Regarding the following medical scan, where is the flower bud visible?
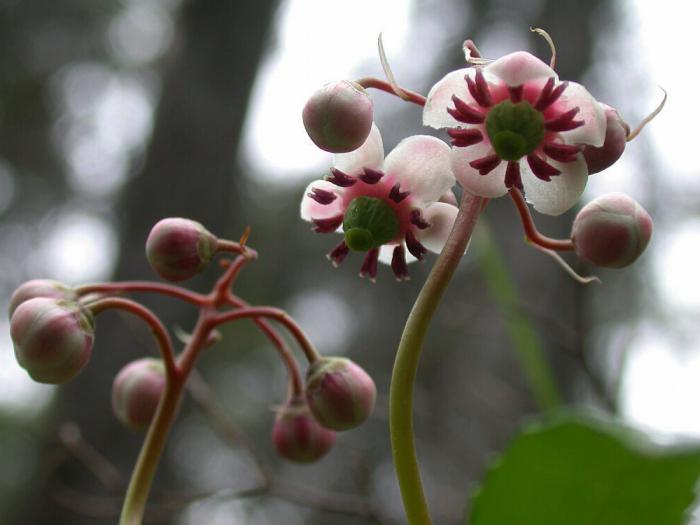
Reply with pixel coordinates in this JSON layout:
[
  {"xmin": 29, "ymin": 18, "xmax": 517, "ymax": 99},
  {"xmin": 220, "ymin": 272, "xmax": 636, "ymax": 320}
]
[
  {"xmin": 302, "ymin": 81, "xmax": 373, "ymax": 153},
  {"xmin": 305, "ymin": 357, "xmax": 376, "ymax": 431},
  {"xmin": 10, "ymin": 297, "xmax": 94, "ymax": 384},
  {"xmin": 572, "ymin": 193, "xmax": 652, "ymax": 268},
  {"xmin": 582, "ymin": 104, "xmax": 629, "ymax": 175},
  {"xmin": 272, "ymin": 397, "xmax": 335, "ymax": 463},
  {"xmin": 8, "ymin": 279, "xmax": 75, "ymax": 318},
  {"xmin": 111, "ymin": 358, "xmax": 166, "ymax": 431},
  {"xmin": 146, "ymin": 218, "xmax": 218, "ymax": 282}
]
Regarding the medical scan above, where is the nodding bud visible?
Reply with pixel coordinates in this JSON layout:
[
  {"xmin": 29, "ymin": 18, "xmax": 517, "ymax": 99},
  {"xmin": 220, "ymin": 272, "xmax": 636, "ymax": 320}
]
[
  {"xmin": 583, "ymin": 104, "xmax": 630, "ymax": 175},
  {"xmin": 305, "ymin": 357, "xmax": 376, "ymax": 431},
  {"xmin": 146, "ymin": 218, "xmax": 218, "ymax": 282},
  {"xmin": 8, "ymin": 279, "xmax": 75, "ymax": 318},
  {"xmin": 572, "ymin": 193, "xmax": 653, "ymax": 268},
  {"xmin": 272, "ymin": 396, "xmax": 336, "ymax": 463},
  {"xmin": 10, "ymin": 297, "xmax": 94, "ymax": 384},
  {"xmin": 302, "ymin": 80, "xmax": 374, "ymax": 153},
  {"xmin": 111, "ymin": 358, "xmax": 166, "ymax": 431}
]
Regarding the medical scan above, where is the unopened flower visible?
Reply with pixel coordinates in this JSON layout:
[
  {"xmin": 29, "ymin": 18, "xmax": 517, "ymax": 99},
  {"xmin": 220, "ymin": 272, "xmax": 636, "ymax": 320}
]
[
  {"xmin": 424, "ymin": 51, "xmax": 606, "ymax": 215},
  {"xmin": 582, "ymin": 104, "xmax": 629, "ymax": 175},
  {"xmin": 112, "ymin": 358, "xmax": 166, "ymax": 431},
  {"xmin": 301, "ymin": 125, "xmax": 458, "ymax": 280},
  {"xmin": 8, "ymin": 279, "xmax": 75, "ymax": 318},
  {"xmin": 272, "ymin": 396, "xmax": 336, "ymax": 463}
]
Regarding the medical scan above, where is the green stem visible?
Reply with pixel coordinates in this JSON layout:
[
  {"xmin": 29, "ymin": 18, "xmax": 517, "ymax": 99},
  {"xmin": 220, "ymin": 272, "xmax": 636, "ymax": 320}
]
[{"xmin": 390, "ymin": 191, "xmax": 485, "ymax": 525}]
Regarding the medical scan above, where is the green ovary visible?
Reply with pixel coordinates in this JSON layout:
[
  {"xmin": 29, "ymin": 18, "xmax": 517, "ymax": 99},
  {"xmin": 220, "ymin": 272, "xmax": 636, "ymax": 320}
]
[
  {"xmin": 485, "ymin": 100, "xmax": 545, "ymax": 161},
  {"xmin": 343, "ymin": 196, "xmax": 399, "ymax": 252}
]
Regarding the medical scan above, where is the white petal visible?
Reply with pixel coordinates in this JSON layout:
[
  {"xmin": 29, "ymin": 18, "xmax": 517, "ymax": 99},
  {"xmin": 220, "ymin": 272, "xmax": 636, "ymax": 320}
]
[
  {"xmin": 521, "ymin": 154, "xmax": 588, "ymax": 216},
  {"xmin": 485, "ymin": 51, "xmax": 556, "ymax": 87},
  {"xmin": 558, "ymin": 82, "xmax": 606, "ymax": 147},
  {"xmin": 415, "ymin": 202, "xmax": 459, "ymax": 254},
  {"xmin": 333, "ymin": 123, "xmax": 384, "ymax": 175},
  {"xmin": 423, "ymin": 68, "xmax": 476, "ymax": 129},
  {"xmin": 300, "ymin": 180, "xmax": 344, "ymax": 222},
  {"xmin": 383, "ymin": 135, "xmax": 454, "ymax": 204},
  {"xmin": 439, "ymin": 188, "xmax": 458, "ymax": 206},
  {"xmin": 450, "ymin": 142, "xmax": 508, "ymax": 198},
  {"xmin": 378, "ymin": 244, "xmax": 417, "ymax": 266}
]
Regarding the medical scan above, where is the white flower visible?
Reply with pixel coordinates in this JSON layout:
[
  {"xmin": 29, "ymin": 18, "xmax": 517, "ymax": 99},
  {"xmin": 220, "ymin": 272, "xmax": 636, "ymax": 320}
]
[
  {"xmin": 423, "ymin": 51, "xmax": 606, "ymax": 216},
  {"xmin": 300, "ymin": 124, "xmax": 458, "ymax": 281}
]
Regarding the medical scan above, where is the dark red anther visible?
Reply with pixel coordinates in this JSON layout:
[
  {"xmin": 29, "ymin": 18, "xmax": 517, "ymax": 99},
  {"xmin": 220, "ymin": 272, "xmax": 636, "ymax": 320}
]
[
  {"xmin": 469, "ymin": 153, "xmax": 502, "ymax": 175},
  {"xmin": 538, "ymin": 80, "xmax": 568, "ymax": 111},
  {"xmin": 405, "ymin": 230, "xmax": 427, "ymax": 261},
  {"xmin": 327, "ymin": 240, "xmax": 350, "ymax": 267},
  {"xmin": 466, "ymin": 69, "xmax": 492, "ymax": 108},
  {"xmin": 447, "ymin": 128, "xmax": 483, "ymax": 148},
  {"xmin": 527, "ymin": 154, "xmax": 561, "ymax": 181},
  {"xmin": 409, "ymin": 209, "xmax": 430, "ymax": 229},
  {"xmin": 534, "ymin": 77, "xmax": 555, "ymax": 110},
  {"xmin": 359, "ymin": 167, "xmax": 384, "ymax": 184},
  {"xmin": 543, "ymin": 142, "xmax": 580, "ymax": 163},
  {"xmin": 327, "ymin": 168, "xmax": 357, "ymax": 187},
  {"xmin": 508, "ymin": 85, "xmax": 524, "ymax": 103},
  {"xmin": 312, "ymin": 214, "xmax": 344, "ymax": 233},
  {"xmin": 308, "ymin": 187, "xmax": 337, "ymax": 205},
  {"xmin": 359, "ymin": 248, "xmax": 379, "ymax": 281},
  {"xmin": 389, "ymin": 183, "xmax": 410, "ymax": 203},
  {"xmin": 504, "ymin": 161, "xmax": 523, "ymax": 190},
  {"xmin": 448, "ymin": 95, "xmax": 485, "ymax": 124},
  {"xmin": 391, "ymin": 245, "xmax": 410, "ymax": 281},
  {"xmin": 545, "ymin": 107, "xmax": 583, "ymax": 132}
]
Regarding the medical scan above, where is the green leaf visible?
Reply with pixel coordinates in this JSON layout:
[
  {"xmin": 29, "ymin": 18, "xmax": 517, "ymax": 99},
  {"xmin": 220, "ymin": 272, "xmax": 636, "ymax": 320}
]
[{"xmin": 469, "ymin": 413, "xmax": 700, "ymax": 525}]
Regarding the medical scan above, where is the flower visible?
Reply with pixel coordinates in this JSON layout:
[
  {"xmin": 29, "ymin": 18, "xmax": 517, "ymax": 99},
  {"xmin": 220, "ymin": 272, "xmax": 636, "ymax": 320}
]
[
  {"xmin": 423, "ymin": 51, "xmax": 606, "ymax": 215},
  {"xmin": 300, "ymin": 124, "xmax": 458, "ymax": 280}
]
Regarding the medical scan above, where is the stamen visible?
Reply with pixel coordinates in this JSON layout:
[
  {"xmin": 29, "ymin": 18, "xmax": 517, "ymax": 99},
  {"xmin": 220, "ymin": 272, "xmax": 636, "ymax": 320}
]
[
  {"xmin": 527, "ymin": 154, "xmax": 561, "ymax": 181},
  {"xmin": 308, "ymin": 187, "xmax": 337, "ymax": 205},
  {"xmin": 410, "ymin": 209, "xmax": 430, "ymax": 229},
  {"xmin": 504, "ymin": 161, "xmax": 523, "ymax": 190},
  {"xmin": 359, "ymin": 248, "xmax": 379, "ymax": 282},
  {"xmin": 312, "ymin": 214, "xmax": 344, "ymax": 233},
  {"xmin": 326, "ymin": 240, "xmax": 350, "ymax": 267},
  {"xmin": 469, "ymin": 154, "xmax": 502, "ymax": 175},
  {"xmin": 545, "ymin": 107, "xmax": 583, "ymax": 132},
  {"xmin": 405, "ymin": 230, "xmax": 427, "ymax": 261},
  {"xmin": 466, "ymin": 70, "xmax": 492, "ymax": 108},
  {"xmin": 536, "ymin": 81, "xmax": 568, "ymax": 111},
  {"xmin": 447, "ymin": 128, "xmax": 483, "ymax": 148},
  {"xmin": 508, "ymin": 85, "xmax": 524, "ymax": 103},
  {"xmin": 389, "ymin": 183, "xmax": 410, "ymax": 203},
  {"xmin": 543, "ymin": 142, "xmax": 579, "ymax": 163},
  {"xmin": 359, "ymin": 167, "xmax": 384, "ymax": 184},
  {"xmin": 448, "ymin": 95, "xmax": 485, "ymax": 124},
  {"xmin": 327, "ymin": 168, "xmax": 357, "ymax": 187},
  {"xmin": 391, "ymin": 245, "xmax": 410, "ymax": 281}
]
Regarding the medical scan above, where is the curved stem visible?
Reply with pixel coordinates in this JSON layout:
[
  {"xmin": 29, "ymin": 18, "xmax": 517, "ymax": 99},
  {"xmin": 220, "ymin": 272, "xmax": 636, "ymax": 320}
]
[
  {"xmin": 355, "ymin": 77, "xmax": 426, "ymax": 107},
  {"xmin": 75, "ymin": 281, "xmax": 207, "ymax": 306},
  {"xmin": 390, "ymin": 191, "xmax": 485, "ymax": 525},
  {"xmin": 508, "ymin": 189, "xmax": 574, "ymax": 251}
]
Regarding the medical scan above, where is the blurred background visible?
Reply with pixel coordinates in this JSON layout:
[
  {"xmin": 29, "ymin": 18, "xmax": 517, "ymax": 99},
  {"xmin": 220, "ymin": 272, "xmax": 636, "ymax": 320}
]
[{"xmin": 0, "ymin": 0, "xmax": 697, "ymax": 523}]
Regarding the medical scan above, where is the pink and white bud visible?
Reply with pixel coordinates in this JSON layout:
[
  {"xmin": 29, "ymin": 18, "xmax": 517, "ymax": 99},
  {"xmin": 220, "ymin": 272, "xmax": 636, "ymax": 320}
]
[
  {"xmin": 8, "ymin": 279, "xmax": 75, "ymax": 318},
  {"xmin": 146, "ymin": 218, "xmax": 218, "ymax": 282},
  {"xmin": 111, "ymin": 358, "xmax": 166, "ymax": 431},
  {"xmin": 582, "ymin": 104, "xmax": 630, "ymax": 174},
  {"xmin": 572, "ymin": 193, "xmax": 653, "ymax": 268},
  {"xmin": 272, "ymin": 397, "xmax": 336, "ymax": 463},
  {"xmin": 302, "ymin": 81, "xmax": 374, "ymax": 153},
  {"xmin": 305, "ymin": 357, "xmax": 376, "ymax": 431},
  {"xmin": 10, "ymin": 297, "xmax": 94, "ymax": 384}
]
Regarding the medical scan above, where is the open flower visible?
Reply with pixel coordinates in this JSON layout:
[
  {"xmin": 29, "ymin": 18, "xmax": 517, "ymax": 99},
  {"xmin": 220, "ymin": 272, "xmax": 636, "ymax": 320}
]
[
  {"xmin": 301, "ymin": 124, "xmax": 457, "ymax": 281},
  {"xmin": 423, "ymin": 51, "xmax": 606, "ymax": 215}
]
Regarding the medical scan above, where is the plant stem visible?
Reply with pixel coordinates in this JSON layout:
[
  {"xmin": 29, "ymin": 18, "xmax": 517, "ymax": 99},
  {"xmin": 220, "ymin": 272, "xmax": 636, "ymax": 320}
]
[{"xmin": 389, "ymin": 191, "xmax": 485, "ymax": 525}]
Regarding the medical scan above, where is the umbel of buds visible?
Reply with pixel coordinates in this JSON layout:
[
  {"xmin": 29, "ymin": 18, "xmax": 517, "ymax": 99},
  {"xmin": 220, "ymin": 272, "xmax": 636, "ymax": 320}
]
[
  {"xmin": 572, "ymin": 193, "xmax": 653, "ymax": 268},
  {"xmin": 272, "ymin": 396, "xmax": 336, "ymax": 463},
  {"xmin": 112, "ymin": 358, "xmax": 166, "ymax": 431},
  {"xmin": 305, "ymin": 357, "xmax": 376, "ymax": 431},
  {"xmin": 10, "ymin": 297, "xmax": 95, "ymax": 384},
  {"xmin": 146, "ymin": 218, "xmax": 218, "ymax": 282},
  {"xmin": 8, "ymin": 279, "xmax": 75, "ymax": 318},
  {"xmin": 583, "ymin": 104, "xmax": 630, "ymax": 175},
  {"xmin": 302, "ymin": 80, "xmax": 374, "ymax": 153}
]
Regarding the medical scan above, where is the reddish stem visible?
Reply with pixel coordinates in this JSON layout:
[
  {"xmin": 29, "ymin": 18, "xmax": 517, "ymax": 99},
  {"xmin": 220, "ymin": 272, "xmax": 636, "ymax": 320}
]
[
  {"xmin": 75, "ymin": 281, "xmax": 207, "ymax": 306},
  {"xmin": 211, "ymin": 252, "xmax": 255, "ymax": 302},
  {"xmin": 508, "ymin": 189, "xmax": 575, "ymax": 251},
  {"xmin": 356, "ymin": 77, "xmax": 426, "ymax": 107}
]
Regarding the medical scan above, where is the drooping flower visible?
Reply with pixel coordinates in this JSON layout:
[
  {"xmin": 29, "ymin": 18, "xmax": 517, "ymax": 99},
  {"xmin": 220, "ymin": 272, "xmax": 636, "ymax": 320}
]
[
  {"xmin": 423, "ymin": 51, "xmax": 606, "ymax": 215},
  {"xmin": 301, "ymin": 124, "xmax": 458, "ymax": 281}
]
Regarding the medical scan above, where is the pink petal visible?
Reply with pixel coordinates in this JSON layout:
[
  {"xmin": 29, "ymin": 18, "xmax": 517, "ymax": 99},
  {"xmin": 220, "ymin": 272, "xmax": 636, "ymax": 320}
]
[
  {"xmin": 423, "ymin": 68, "xmax": 478, "ymax": 129},
  {"xmin": 485, "ymin": 51, "xmax": 556, "ymax": 87},
  {"xmin": 521, "ymin": 154, "xmax": 588, "ymax": 216},
  {"xmin": 300, "ymin": 180, "xmax": 344, "ymax": 222},
  {"xmin": 557, "ymin": 82, "xmax": 606, "ymax": 147},
  {"xmin": 332, "ymin": 123, "xmax": 384, "ymax": 175},
  {"xmin": 415, "ymin": 202, "xmax": 460, "ymax": 254},
  {"xmin": 451, "ymin": 141, "xmax": 508, "ymax": 198}
]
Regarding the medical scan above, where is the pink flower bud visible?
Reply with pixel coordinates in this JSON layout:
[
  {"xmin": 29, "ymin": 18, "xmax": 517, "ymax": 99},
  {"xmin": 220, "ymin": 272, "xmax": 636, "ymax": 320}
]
[
  {"xmin": 272, "ymin": 397, "xmax": 335, "ymax": 463},
  {"xmin": 146, "ymin": 218, "xmax": 218, "ymax": 282},
  {"xmin": 302, "ymin": 81, "xmax": 374, "ymax": 153},
  {"xmin": 572, "ymin": 193, "xmax": 653, "ymax": 268},
  {"xmin": 10, "ymin": 297, "xmax": 94, "ymax": 384},
  {"xmin": 111, "ymin": 358, "xmax": 166, "ymax": 431},
  {"xmin": 8, "ymin": 279, "xmax": 75, "ymax": 318},
  {"xmin": 582, "ymin": 104, "xmax": 629, "ymax": 175},
  {"xmin": 305, "ymin": 357, "xmax": 376, "ymax": 431}
]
